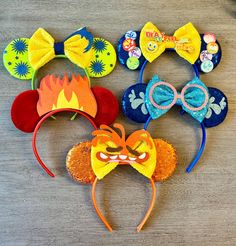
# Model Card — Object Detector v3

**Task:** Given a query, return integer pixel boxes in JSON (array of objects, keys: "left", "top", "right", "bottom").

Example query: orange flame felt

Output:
[{"left": 37, "top": 74, "right": 97, "bottom": 117}]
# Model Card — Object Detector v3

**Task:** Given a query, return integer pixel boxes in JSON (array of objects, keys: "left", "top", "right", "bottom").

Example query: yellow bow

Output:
[
  {"left": 28, "top": 27, "right": 93, "bottom": 70},
  {"left": 90, "top": 124, "right": 157, "bottom": 180},
  {"left": 140, "top": 22, "right": 201, "bottom": 64}
]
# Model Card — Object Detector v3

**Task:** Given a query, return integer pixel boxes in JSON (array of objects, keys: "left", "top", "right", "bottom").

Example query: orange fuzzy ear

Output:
[
  {"left": 66, "top": 142, "right": 95, "bottom": 184},
  {"left": 152, "top": 139, "right": 177, "bottom": 182}
]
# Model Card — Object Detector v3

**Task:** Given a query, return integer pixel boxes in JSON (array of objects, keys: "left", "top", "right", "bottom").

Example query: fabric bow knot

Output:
[
  {"left": 140, "top": 22, "right": 201, "bottom": 64},
  {"left": 28, "top": 27, "right": 94, "bottom": 70},
  {"left": 145, "top": 75, "right": 209, "bottom": 122}
]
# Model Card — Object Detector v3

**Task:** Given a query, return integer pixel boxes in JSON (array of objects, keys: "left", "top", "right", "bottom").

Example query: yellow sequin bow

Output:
[
  {"left": 28, "top": 27, "right": 94, "bottom": 70},
  {"left": 140, "top": 22, "right": 201, "bottom": 64}
]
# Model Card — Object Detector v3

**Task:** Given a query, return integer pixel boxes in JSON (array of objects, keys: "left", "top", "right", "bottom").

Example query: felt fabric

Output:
[
  {"left": 203, "top": 87, "right": 228, "bottom": 127},
  {"left": 140, "top": 22, "right": 201, "bottom": 64},
  {"left": 91, "top": 86, "right": 119, "bottom": 126},
  {"left": 195, "top": 34, "right": 222, "bottom": 73},
  {"left": 11, "top": 90, "right": 40, "bottom": 133},
  {"left": 117, "top": 30, "right": 146, "bottom": 70},
  {"left": 3, "top": 38, "right": 34, "bottom": 80},
  {"left": 122, "top": 83, "right": 150, "bottom": 123},
  {"left": 28, "top": 27, "right": 93, "bottom": 70},
  {"left": 66, "top": 142, "right": 96, "bottom": 184},
  {"left": 145, "top": 75, "right": 209, "bottom": 123},
  {"left": 37, "top": 74, "right": 97, "bottom": 117},
  {"left": 87, "top": 38, "right": 116, "bottom": 77},
  {"left": 91, "top": 124, "right": 157, "bottom": 179}
]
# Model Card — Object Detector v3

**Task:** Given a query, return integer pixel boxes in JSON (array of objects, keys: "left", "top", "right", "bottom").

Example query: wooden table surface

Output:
[{"left": 0, "top": 0, "right": 235, "bottom": 245}]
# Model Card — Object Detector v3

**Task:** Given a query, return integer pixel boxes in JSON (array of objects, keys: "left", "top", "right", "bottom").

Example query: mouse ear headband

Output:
[
  {"left": 4, "top": 27, "right": 117, "bottom": 82},
  {"left": 117, "top": 22, "right": 222, "bottom": 73},
  {"left": 118, "top": 22, "right": 228, "bottom": 172},
  {"left": 7, "top": 28, "right": 119, "bottom": 177},
  {"left": 66, "top": 123, "right": 177, "bottom": 232}
]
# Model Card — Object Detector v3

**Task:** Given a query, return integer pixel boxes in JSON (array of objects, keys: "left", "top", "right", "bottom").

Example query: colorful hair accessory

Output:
[
  {"left": 8, "top": 28, "right": 119, "bottom": 177},
  {"left": 3, "top": 27, "right": 116, "bottom": 81},
  {"left": 118, "top": 22, "right": 228, "bottom": 173},
  {"left": 66, "top": 123, "right": 177, "bottom": 231},
  {"left": 11, "top": 74, "right": 119, "bottom": 176},
  {"left": 140, "top": 22, "right": 201, "bottom": 64}
]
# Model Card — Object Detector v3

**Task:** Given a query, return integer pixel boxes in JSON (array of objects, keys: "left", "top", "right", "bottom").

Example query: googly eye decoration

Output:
[
  {"left": 3, "top": 38, "right": 34, "bottom": 80},
  {"left": 117, "top": 30, "right": 146, "bottom": 70},
  {"left": 195, "top": 33, "right": 222, "bottom": 73},
  {"left": 203, "top": 87, "right": 228, "bottom": 128},
  {"left": 87, "top": 38, "right": 117, "bottom": 78},
  {"left": 122, "top": 83, "right": 150, "bottom": 123}
]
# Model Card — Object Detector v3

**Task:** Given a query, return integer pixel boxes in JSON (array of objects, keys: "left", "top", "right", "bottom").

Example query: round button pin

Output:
[
  {"left": 125, "top": 30, "right": 137, "bottom": 40},
  {"left": 207, "top": 42, "right": 219, "bottom": 54},
  {"left": 203, "top": 33, "right": 216, "bottom": 44},
  {"left": 200, "top": 50, "right": 213, "bottom": 62},
  {"left": 122, "top": 38, "right": 136, "bottom": 52},
  {"left": 129, "top": 47, "right": 141, "bottom": 58},
  {"left": 201, "top": 60, "right": 214, "bottom": 73},
  {"left": 126, "top": 57, "right": 140, "bottom": 70}
]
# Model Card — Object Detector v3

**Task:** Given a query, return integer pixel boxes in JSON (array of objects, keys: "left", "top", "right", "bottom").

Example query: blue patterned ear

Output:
[
  {"left": 195, "top": 33, "right": 222, "bottom": 73},
  {"left": 203, "top": 87, "right": 228, "bottom": 128},
  {"left": 122, "top": 83, "right": 150, "bottom": 123},
  {"left": 117, "top": 30, "right": 146, "bottom": 71}
]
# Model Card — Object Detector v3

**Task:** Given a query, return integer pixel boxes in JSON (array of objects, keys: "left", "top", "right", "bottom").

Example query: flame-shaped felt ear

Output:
[
  {"left": 203, "top": 87, "right": 228, "bottom": 128},
  {"left": 122, "top": 83, "right": 150, "bottom": 123},
  {"left": 91, "top": 86, "right": 119, "bottom": 126},
  {"left": 66, "top": 142, "right": 95, "bottom": 184},
  {"left": 11, "top": 90, "right": 41, "bottom": 133},
  {"left": 117, "top": 30, "right": 146, "bottom": 70},
  {"left": 3, "top": 38, "right": 34, "bottom": 80},
  {"left": 195, "top": 33, "right": 222, "bottom": 73},
  {"left": 87, "top": 38, "right": 117, "bottom": 78},
  {"left": 152, "top": 139, "right": 177, "bottom": 182}
]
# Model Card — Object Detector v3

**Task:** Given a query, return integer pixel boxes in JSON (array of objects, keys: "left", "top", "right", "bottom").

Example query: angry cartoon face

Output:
[{"left": 91, "top": 123, "right": 157, "bottom": 179}]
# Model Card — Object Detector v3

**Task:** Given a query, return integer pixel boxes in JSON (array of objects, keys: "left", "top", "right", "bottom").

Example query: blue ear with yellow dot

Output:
[
  {"left": 3, "top": 38, "right": 34, "bottom": 80},
  {"left": 87, "top": 37, "right": 117, "bottom": 78}
]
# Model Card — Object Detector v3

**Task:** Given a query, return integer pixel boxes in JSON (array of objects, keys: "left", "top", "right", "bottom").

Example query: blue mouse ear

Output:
[
  {"left": 195, "top": 33, "right": 222, "bottom": 73},
  {"left": 203, "top": 87, "right": 228, "bottom": 128},
  {"left": 122, "top": 83, "right": 150, "bottom": 123},
  {"left": 117, "top": 30, "right": 146, "bottom": 71}
]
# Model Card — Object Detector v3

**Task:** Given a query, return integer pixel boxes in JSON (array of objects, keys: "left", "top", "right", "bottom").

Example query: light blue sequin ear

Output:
[
  {"left": 3, "top": 38, "right": 34, "bottom": 80},
  {"left": 203, "top": 87, "right": 228, "bottom": 127}
]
